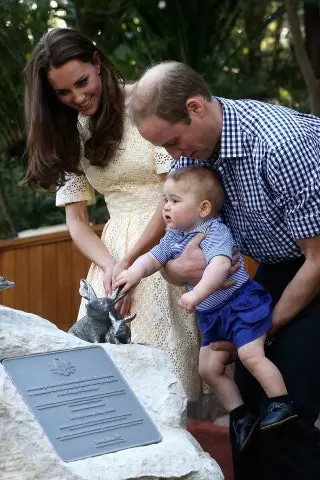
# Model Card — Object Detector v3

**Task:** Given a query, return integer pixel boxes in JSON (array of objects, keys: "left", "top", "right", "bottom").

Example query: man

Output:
[{"left": 128, "top": 61, "right": 320, "bottom": 479}]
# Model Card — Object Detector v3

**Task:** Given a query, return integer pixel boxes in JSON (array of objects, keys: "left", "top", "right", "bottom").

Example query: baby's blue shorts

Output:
[{"left": 197, "top": 280, "right": 272, "bottom": 349}]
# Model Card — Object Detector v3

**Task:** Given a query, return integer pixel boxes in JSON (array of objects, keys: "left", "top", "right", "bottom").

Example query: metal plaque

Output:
[{"left": 2, "top": 346, "right": 162, "bottom": 462}]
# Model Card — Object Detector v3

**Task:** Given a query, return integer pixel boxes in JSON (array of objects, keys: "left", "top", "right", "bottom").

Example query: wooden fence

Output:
[
  {"left": 0, "top": 226, "right": 258, "bottom": 332},
  {"left": 0, "top": 225, "right": 103, "bottom": 331}
]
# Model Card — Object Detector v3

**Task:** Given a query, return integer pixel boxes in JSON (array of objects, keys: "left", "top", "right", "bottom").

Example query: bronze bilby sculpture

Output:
[
  {"left": 68, "top": 279, "right": 136, "bottom": 344},
  {"left": 0, "top": 276, "right": 15, "bottom": 291}
]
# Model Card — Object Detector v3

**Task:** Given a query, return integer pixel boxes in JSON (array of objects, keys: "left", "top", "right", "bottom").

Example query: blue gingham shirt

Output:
[
  {"left": 171, "top": 98, "right": 320, "bottom": 264},
  {"left": 151, "top": 217, "right": 248, "bottom": 311}
]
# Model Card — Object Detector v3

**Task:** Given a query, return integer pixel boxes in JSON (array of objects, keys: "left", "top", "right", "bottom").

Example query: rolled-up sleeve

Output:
[
  {"left": 150, "top": 230, "right": 176, "bottom": 264},
  {"left": 56, "top": 172, "right": 96, "bottom": 207},
  {"left": 201, "top": 223, "right": 233, "bottom": 264},
  {"left": 273, "top": 136, "right": 320, "bottom": 239}
]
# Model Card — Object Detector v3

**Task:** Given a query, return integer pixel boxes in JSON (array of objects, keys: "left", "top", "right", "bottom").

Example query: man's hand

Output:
[
  {"left": 162, "top": 235, "right": 241, "bottom": 287},
  {"left": 267, "top": 318, "right": 282, "bottom": 338},
  {"left": 209, "top": 340, "right": 238, "bottom": 363},
  {"left": 178, "top": 291, "right": 199, "bottom": 312},
  {"left": 162, "top": 232, "right": 207, "bottom": 285},
  {"left": 267, "top": 306, "right": 289, "bottom": 338},
  {"left": 222, "top": 248, "right": 240, "bottom": 288}
]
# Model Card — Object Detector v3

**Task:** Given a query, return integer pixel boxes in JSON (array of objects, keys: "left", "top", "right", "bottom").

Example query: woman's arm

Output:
[
  {"left": 65, "top": 201, "right": 115, "bottom": 293},
  {"left": 122, "top": 199, "right": 166, "bottom": 267}
]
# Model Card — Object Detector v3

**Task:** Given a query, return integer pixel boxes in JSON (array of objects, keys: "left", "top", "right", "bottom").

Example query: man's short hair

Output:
[
  {"left": 168, "top": 166, "right": 225, "bottom": 214},
  {"left": 130, "top": 61, "right": 211, "bottom": 125}
]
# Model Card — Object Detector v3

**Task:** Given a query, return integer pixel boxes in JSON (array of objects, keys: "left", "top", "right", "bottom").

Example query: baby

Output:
[{"left": 115, "top": 165, "right": 297, "bottom": 451}]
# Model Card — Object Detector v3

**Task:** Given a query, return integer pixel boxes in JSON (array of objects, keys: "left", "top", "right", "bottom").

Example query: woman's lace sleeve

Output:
[
  {"left": 55, "top": 172, "right": 95, "bottom": 207},
  {"left": 154, "top": 146, "right": 174, "bottom": 174}
]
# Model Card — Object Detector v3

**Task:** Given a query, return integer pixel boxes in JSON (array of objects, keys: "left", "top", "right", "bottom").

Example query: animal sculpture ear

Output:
[
  {"left": 122, "top": 313, "right": 136, "bottom": 323},
  {"left": 112, "top": 286, "right": 127, "bottom": 304},
  {"left": 79, "top": 279, "right": 97, "bottom": 301},
  {"left": 109, "top": 311, "right": 117, "bottom": 326}
]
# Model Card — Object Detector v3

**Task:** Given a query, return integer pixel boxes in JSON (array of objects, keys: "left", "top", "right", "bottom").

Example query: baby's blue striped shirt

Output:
[{"left": 151, "top": 217, "right": 249, "bottom": 311}]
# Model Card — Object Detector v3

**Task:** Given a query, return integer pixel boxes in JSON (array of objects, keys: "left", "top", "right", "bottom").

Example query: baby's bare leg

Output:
[
  {"left": 199, "top": 346, "right": 244, "bottom": 412},
  {"left": 238, "top": 334, "right": 287, "bottom": 397}
]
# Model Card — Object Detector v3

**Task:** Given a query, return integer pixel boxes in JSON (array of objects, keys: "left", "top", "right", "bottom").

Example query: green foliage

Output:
[
  {"left": 0, "top": 154, "right": 62, "bottom": 239},
  {"left": 0, "top": 154, "right": 108, "bottom": 239},
  {"left": 0, "top": 0, "right": 52, "bottom": 155}
]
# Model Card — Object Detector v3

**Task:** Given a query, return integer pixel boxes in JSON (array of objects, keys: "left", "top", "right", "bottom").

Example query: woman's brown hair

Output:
[{"left": 22, "top": 28, "right": 124, "bottom": 189}]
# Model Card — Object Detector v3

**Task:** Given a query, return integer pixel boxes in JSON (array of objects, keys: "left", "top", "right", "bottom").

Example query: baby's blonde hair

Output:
[{"left": 168, "top": 165, "right": 225, "bottom": 215}]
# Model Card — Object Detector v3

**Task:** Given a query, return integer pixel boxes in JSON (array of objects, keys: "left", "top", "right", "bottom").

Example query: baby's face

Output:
[{"left": 162, "top": 178, "right": 203, "bottom": 232}]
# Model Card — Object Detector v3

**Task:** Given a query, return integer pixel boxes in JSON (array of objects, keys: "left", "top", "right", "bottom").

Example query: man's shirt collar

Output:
[
  {"left": 214, "top": 97, "right": 244, "bottom": 160},
  {"left": 171, "top": 217, "right": 219, "bottom": 236}
]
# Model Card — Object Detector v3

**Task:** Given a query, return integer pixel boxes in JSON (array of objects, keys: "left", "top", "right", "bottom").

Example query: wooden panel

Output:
[
  {"left": 69, "top": 242, "right": 88, "bottom": 329},
  {"left": 0, "top": 226, "right": 104, "bottom": 330},
  {"left": 0, "top": 225, "right": 103, "bottom": 250},
  {"left": 244, "top": 256, "right": 258, "bottom": 279},
  {"left": 42, "top": 243, "right": 58, "bottom": 324},
  {"left": 14, "top": 248, "right": 29, "bottom": 312},
  {"left": 57, "top": 240, "right": 72, "bottom": 331},
  {"left": 28, "top": 245, "right": 44, "bottom": 317}
]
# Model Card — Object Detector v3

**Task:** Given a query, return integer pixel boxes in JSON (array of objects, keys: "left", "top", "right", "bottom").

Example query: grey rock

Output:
[{"left": 0, "top": 305, "right": 224, "bottom": 480}]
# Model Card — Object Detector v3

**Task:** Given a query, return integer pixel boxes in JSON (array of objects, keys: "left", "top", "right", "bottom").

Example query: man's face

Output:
[{"left": 138, "top": 114, "right": 218, "bottom": 161}]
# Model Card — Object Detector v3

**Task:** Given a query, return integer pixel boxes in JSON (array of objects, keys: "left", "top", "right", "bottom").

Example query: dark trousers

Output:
[{"left": 231, "top": 257, "right": 320, "bottom": 479}]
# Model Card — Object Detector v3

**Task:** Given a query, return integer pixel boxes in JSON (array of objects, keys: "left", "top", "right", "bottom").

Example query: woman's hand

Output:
[
  {"left": 102, "top": 261, "right": 116, "bottom": 295},
  {"left": 209, "top": 340, "right": 238, "bottom": 363},
  {"left": 112, "top": 258, "right": 130, "bottom": 285},
  {"left": 111, "top": 258, "right": 134, "bottom": 317}
]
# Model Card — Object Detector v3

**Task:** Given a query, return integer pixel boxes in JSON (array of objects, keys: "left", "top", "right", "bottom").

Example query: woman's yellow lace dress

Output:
[{"left": 56, "top": 110, "right": 200, "bottom": 401}]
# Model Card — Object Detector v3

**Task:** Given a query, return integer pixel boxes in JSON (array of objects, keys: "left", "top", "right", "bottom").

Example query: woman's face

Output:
[{"left": 47, "top": 59, "right": 102, "bottom": 116}]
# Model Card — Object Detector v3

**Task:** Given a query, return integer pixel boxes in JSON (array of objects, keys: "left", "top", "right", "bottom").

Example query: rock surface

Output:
[{"left": 0, "top": 306, "right": 224, "bottom": 480}]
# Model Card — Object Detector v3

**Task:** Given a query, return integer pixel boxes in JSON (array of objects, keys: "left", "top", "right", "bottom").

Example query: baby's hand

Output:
[
  {"left": 115, "top": 269, "right": 140, "bottom": 294},
  {"left": 178, "top": 291, "right": 199, "bottom": 313}
]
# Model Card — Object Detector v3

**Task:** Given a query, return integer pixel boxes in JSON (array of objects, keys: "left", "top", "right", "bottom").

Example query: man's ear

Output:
[
  {"left": 186, "top": 97, "right": 206, "bottom": 118},
  {"left": 199, "top": 200, "right": 212, "bottom": 218}
]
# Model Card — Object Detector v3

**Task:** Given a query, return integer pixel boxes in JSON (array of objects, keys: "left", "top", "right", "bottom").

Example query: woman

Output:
[{"left": 23, "top": 28, "right": 200, "bottom": 401}]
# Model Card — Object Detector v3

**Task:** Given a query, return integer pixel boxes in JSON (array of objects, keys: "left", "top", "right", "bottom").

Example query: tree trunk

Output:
[
  {"left": 284, "top": 0, "right": 320, "bottom": 115},
  {"left": 304, "top": 0, "right": 320, "bottom": 78}
]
